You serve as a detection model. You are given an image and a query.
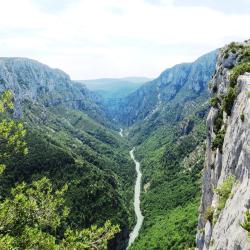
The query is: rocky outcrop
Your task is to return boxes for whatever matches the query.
[108,51,217,126]
[0,57,109,125]
[197,41,250,250]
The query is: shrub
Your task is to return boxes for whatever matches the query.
[222,87,236,116]
[241,210,250,239]
[215,176,235,212]
[214,111,223,133]
[208,81,213,90]
[205,206,214,223]
[224,52,229,59]
[229,62,250,88]
[239,47,250,63]
[240,113,245,122]
[212,129,225,152]
[212,85,218,93]
[210,96,220,108]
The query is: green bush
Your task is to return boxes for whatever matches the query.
[214,111,223,133]
[210,96,220,108]
[229,62,250,88]
[205,206,214,223]
[222,87,236,116]
[241,210,250,239]
[238,47,250,63]
[224,52,229,59]
[240,113,245,122]
[208,81,213,90]
[212,129,225,152]
[215,176,235,212]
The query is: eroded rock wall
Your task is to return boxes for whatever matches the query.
[197,41,250,250]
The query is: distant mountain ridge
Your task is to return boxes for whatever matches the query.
[79,77,151,99]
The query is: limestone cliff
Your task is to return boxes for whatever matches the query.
[196,41,250,250]
[0,57,109,126]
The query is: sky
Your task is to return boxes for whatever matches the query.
[0,0,249,80]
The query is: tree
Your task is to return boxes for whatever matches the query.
[0,177,120,249]
[0,91,120,249]
[0,90,28,174]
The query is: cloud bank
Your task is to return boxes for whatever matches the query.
[0,0,249,79]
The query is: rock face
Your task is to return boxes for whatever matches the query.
[109,51,217,126]
[197,41,250,250]
[0,57,109,125]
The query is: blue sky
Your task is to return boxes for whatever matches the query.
[0,0,249,79]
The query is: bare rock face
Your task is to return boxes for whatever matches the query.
[196,41,250,250]
[0,57,108,125]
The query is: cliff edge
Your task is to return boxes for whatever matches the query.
[197,40,250,250]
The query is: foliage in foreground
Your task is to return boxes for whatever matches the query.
[0,91,120,249]
[241,210,250,239]
[0,90,28,174]
[0,178,119,249]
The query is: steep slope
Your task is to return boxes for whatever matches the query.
[0,57,110,127]
[0,58,135,250]
[113,52,217,249]
[111,51,216,126]
[197,41,250,250]
[80,77,150,124]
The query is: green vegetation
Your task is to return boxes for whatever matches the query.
[241,210,250,239]
[214,111,223,133]
[130,201,199,250]
[0,177,119,249]
[127,88,208,249]
[212,44,250,157]
[204,207,214,223]
[221,62,250,117]
[240,113,245,122]
[215,176,235,213]
[220,45,250,122]
[222,42,250,65]
[222,87,236,116]
[212,129,225,152]
[0,90,28,173]
[0,91,125,249]
[229,62,250,88]
[210,96,220,108]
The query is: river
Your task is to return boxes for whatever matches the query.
[127,148,144,248]
[118,129,144,248]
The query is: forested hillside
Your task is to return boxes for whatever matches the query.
[112,51,217,249]
[0,58,135,249]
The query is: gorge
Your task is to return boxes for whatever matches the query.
[0,40,250,250]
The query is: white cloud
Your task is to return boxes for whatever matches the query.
[0,0,249,79]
